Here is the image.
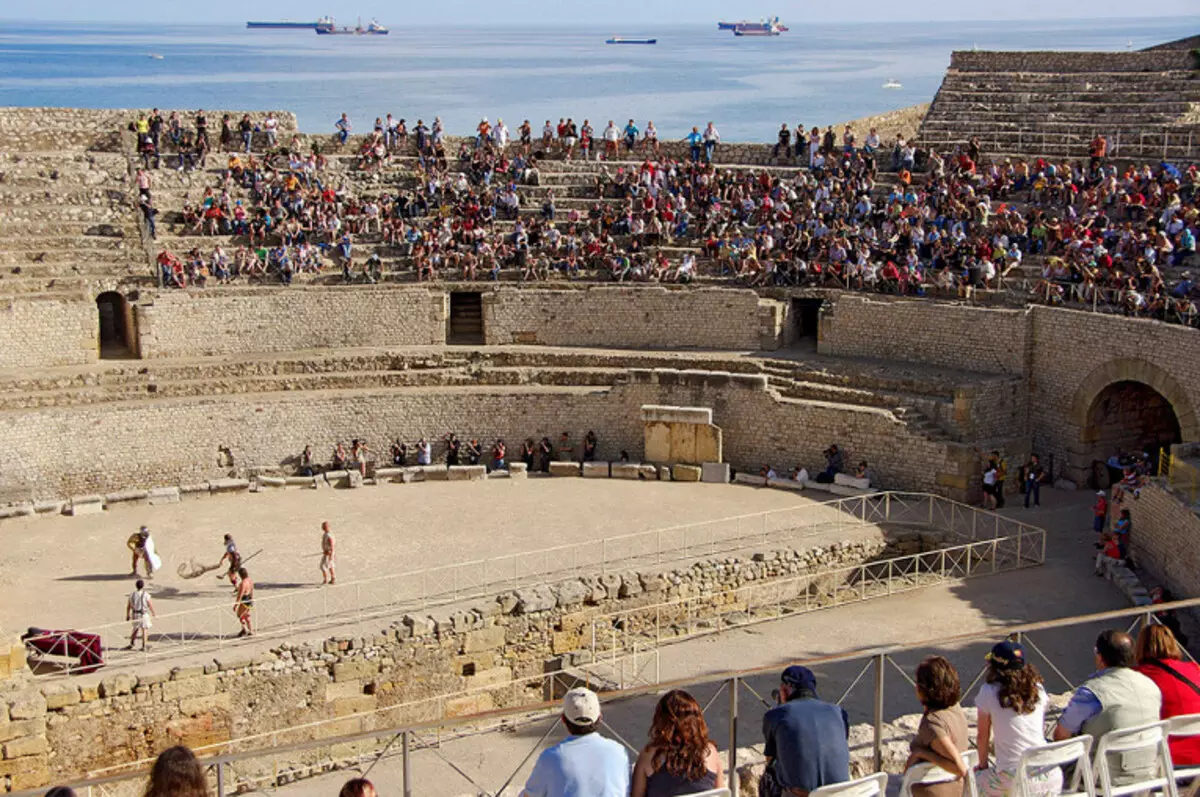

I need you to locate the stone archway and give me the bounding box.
[1071,358,1196,479]
[96,291,137,359]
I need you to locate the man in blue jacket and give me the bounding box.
[762,665,850,797]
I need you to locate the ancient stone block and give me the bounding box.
[701,463,730,483]
[611,462,641,479]
[7,691,46,721]
[640,572,667,593]
[178,693,232,716]
[403,614,435,637]
[160,676,216,701]
[323,470,349,487]
[552,630,582,655]
[39,682,80,710]
[465,666,513,690]
[258,476,287,488]
[672,464,702,482]
[99,673,136,697]
[658,465,671,481]
[669,423,698,464]
[597,573,622,599]
[170,665,206,681]
[834,474,871,490]
[733,472,765,485]
[346,470,364,488]
[104,488,148,504]
[515,585,557,613]
[3,735,48,758]
[508,462,528,477]
[147,486,181,505]
[67,495,104,515]
[552,579,590,607]
[332,695,377,717]
[422,465,450,481]
[695,424,723,463]
[448,465,486,481]
[829,483,873,496]
[644,422,671,462]
[33,500,65,515]
[444,693,494,718]
[618,572,643,598]
[323,681,366,703]
[767,478,805,492]
[641,405,713,425]
[0,719,46,744]
[333,661,379,685]
[582,461,610,478]
[548,461,581,477]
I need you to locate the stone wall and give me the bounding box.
[0,108,298,152]
[482,287,768,350]
[135,287,448,358]
[7,537,916,785]
[0,296,97,369]
[1127,478,1200,606]
[0,367,978,501]
[948,50,1195,73]
[820,295,1030,376]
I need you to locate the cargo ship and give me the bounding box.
[605,37,657,44]
[246,18,331,29]
[733,26,782,36]
[315,18,389,35]
[718,17,788,32]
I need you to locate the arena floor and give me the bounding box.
[1,478,852,650]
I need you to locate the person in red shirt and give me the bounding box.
[1135,624,1200,766]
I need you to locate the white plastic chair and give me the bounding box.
[811,772,889,797]
[1168,714,1200,789]
[1093,720,1178,797]
[900,749,979,797]
[1011,735,1095,797]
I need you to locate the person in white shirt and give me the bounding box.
[602,120,619,159]
[702,122,720,162]
[263,113,278,148]
[642,121,659,156]
[493,119,510,153]
[974,641,1061,797]
[125,579,156,651]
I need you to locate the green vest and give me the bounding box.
[1080,667,1162,783]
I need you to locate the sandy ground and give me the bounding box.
[4,478,882,673]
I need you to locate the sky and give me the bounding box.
[5,0,1199,25]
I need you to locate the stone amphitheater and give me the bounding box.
[0,39,1199,796]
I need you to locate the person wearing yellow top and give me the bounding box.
[126,530,145,575]
[134,113,149,136]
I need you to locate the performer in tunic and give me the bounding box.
[137,527,162,577]
[126,579,156,651]
[233,568,254,637]
[320,521,336,585]
[219,534,242,585]
[126,530,146,576]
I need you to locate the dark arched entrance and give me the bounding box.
[1082,380,1182,477]
[96,291,134,359]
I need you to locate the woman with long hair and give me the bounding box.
[1135,624,1200,766]
[905,656,969,797]
[144,746,207,797]
[974,641,1062,797]
[631,690,725,797]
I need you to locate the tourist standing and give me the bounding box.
[335,113,352,145]
[417,437,432,466]
[320,521,336,585]
[125,579,155,651]
[702,122,720,162]
[1023,454,1046,508]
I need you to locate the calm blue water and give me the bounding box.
[0,17,1196,140]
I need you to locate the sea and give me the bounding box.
[0,17,1196,141]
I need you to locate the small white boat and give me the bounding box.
[148,53,164,59]
[881,78,902,89]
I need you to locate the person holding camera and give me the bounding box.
[760,666,850,797]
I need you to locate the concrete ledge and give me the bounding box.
[701,463,730,484]
[422,465,449,481]
[285,476,316,487]
[104,488,148,505]
[611,463,641,480]
[35,500,67,514]
[672,464,702,482]
[509,462,528,475]
[835,474,872,490]
[323,470,349,487]
[802,479,834,492]
[829,483,876,497]
[374,467,403,481]
[448,465,487,481]
[658,465,672,481]
[148,486,181,505]
[68,495,105,516]
[0,504,34,519]
[733,473,766,486]
[258,476,287,488]
[209,478,251,494]
[487,469,510,479]
[582,462,610,478]
[767,477,805,492]
[548,461,582,477]
[641,405,714,425]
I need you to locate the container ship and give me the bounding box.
[718,17,788,33]
[315,18,389,35]
[605,37,657,44]
[246,17,331,29]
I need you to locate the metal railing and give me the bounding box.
[587,528,1045,661]
[26,597,1200,797]
[917,127,1198,161]
[1016,279,1200,329]
[27,493,1030,675]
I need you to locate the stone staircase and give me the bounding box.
[918,50,1200,162]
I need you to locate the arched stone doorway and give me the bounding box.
[1070,358,1198,485]
[96,291,136,359]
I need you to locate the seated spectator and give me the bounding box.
[1094,532,1124,575]
[906,656,970,797]
[145,746,208,797]
[299,444,315,477]
[631,690,724,797]
[520,688,630,797]
[339,779,376,797]
[974,641,1061,797]
[390,439,408,466]
[815,444,843,483]
[1053,630,1162,783]
[583,430,598,462]
[760,666,850,797]
[854,460,874,487]
[490,439,507,472]
[1134,624,1200,767]
[789,465,809,482]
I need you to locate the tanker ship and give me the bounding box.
[246,17,331,29]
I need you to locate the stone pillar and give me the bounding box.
[642,405,723,464]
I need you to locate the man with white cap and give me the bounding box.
[521,687,630,797]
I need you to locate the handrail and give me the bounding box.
[29,595,1199,797]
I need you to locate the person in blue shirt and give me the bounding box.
[622,120,639,152]
[762,666,850,796]
[521,688,630,797]
[686,127,703,164]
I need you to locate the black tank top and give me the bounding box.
[646,767,717,797]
